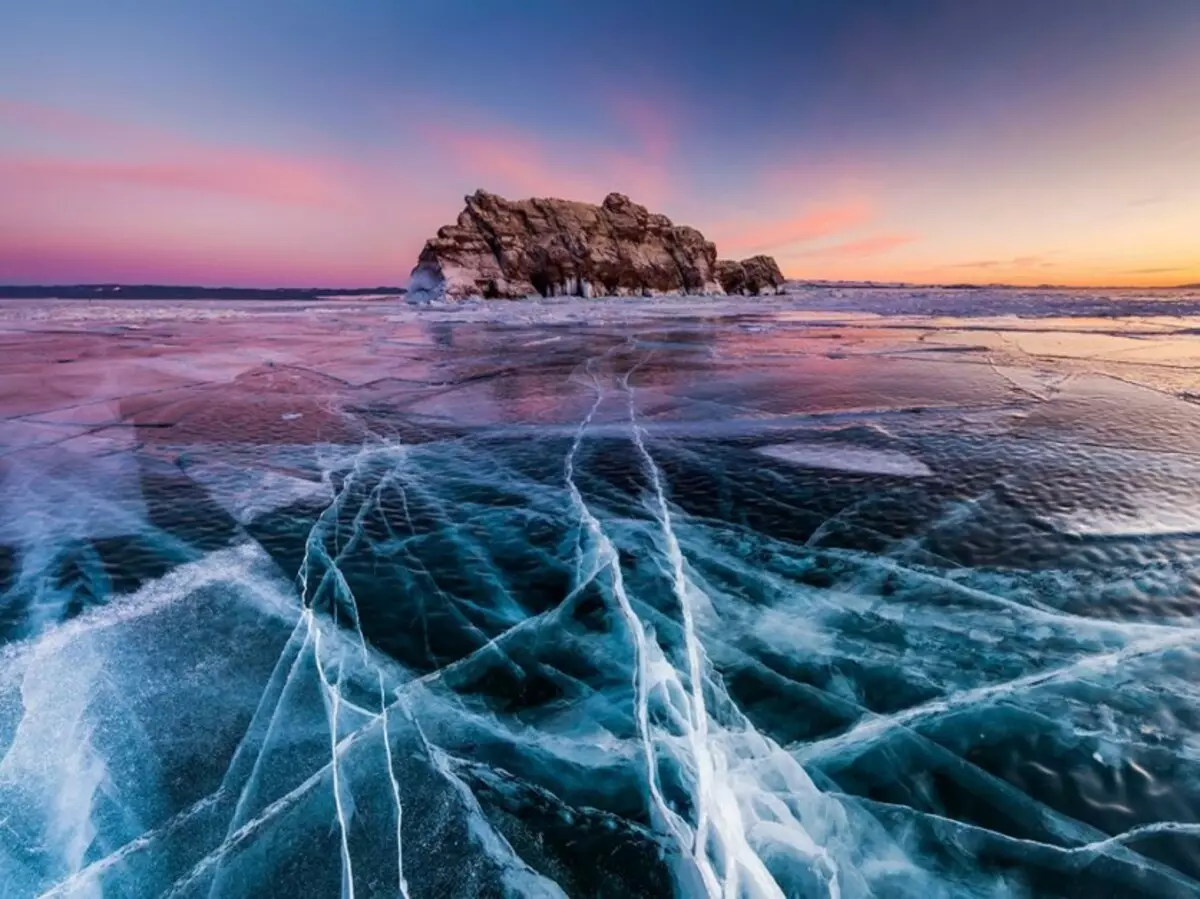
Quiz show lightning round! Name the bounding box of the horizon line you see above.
[1,279,1197,295]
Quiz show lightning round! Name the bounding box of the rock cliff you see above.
[409,190,786,300]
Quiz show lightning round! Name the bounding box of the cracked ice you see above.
[4,289,1200,897]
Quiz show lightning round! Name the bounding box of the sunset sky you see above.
[2,0,1198,288]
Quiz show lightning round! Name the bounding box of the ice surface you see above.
[757,442,933,477]
[4,288,1200,897]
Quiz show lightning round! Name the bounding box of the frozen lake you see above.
[4,287,1200,897]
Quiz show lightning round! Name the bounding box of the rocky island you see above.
[408,190,785,301]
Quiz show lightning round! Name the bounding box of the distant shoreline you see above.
[0,285,408,300]
[788,280,1200,291]
[0,281,1194,300]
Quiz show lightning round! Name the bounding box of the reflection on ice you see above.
[3,290,1200,896]
[1045,499,1200,538]
[758,442,933,477]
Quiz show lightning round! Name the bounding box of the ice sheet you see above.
[3,289,1200,897]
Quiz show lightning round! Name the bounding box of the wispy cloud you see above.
[0,97,359,208]
[0,155,353,208]
[0,97,137,143]
[710,200,874,255]
[604,89,673,161]
[947,255,1054,270]
[0,96,447,284]
[422,92,675,207]
[422,124,605,201]
[0,230,399,286]
[790,233,916,259]
[1125,266,1185,274]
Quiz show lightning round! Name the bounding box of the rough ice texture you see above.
[408,189,783,301]
[6,292,1200,896]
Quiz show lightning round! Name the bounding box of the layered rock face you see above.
[409,190,785,300]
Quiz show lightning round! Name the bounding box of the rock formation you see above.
[715,255,787,297]
[409,190,786,300]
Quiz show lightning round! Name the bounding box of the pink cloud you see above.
[0,97,136,143]
[0,98,456,285]
[424,122,674,207]
[421,89,677,208]
[710,200,874,255]
[760,155,879,198]
[0,228,414,287]
[791,233,917,259]
[0,97,360,209]
[0,96,459,284]
[423,123,604,202]
[605,90,674,161]
[0,155,353,208]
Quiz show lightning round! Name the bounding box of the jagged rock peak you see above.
[408,190,786,301]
